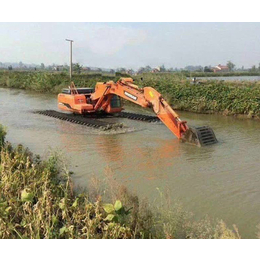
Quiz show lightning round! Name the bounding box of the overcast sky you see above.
[1,22,260,69]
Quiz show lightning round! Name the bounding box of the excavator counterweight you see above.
[57,78,218,147]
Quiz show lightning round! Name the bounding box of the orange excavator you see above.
[57,78,217,146]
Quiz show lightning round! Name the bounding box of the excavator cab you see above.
[110,95,122,109]
[103,95,123,113]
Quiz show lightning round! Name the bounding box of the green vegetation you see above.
[1,71,260,118]
[135,73,260,118]
[0,124,6,147]
[0,71,117,94]
[0,123,241,239]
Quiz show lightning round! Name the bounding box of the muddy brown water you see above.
[1,87,260,238]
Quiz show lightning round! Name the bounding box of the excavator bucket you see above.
[181,126,218,147]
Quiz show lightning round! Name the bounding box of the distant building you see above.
[212,64,229,73]
[151,67,161,73]
[53,65,65,71]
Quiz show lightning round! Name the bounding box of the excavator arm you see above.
[143,86,188,139]
[91,78,214,144]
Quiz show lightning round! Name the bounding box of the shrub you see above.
[0,124,6,147]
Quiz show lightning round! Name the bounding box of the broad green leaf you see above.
[114,200,122,212]
[21,189,34,202]
[105,214,115,221]
[5,206,12,213]
[20,219,26,227]
[59,226,67,235]
[52,215,58,225]
[103,203,114,214]
[72,198,79,208]
[59,198,65,210]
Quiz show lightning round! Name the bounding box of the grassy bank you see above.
[1,71,260,118]
[135,74,260,118]
[0,124,242,239]
[0,71,118,94]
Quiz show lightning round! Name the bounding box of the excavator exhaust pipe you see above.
[181,126,218,147]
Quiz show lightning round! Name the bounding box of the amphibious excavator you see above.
[56,77,217,147]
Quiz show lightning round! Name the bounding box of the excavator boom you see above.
[90,78,217,146]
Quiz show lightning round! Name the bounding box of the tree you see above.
[8,65,12,71]
[204,66,213,72]
[144,66,152,72]
[40,63,45,70]
[127,69,134,75]
[251,65,256,72]
[116,67,126,73]
[137,67,145,74]
[227,61,235,71]
[73,63,82,74]
[63,65,69,72]
[160,65,166,72]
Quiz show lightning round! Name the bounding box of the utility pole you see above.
[65,39,73,80]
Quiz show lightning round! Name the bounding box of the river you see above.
[1,87,260,238]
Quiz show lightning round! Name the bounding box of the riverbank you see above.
[0,71,117,94]
[1,71,260,118]
[0,124,242,239]
[134,74,260,119]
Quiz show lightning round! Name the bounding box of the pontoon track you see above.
[34,110,160,130]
